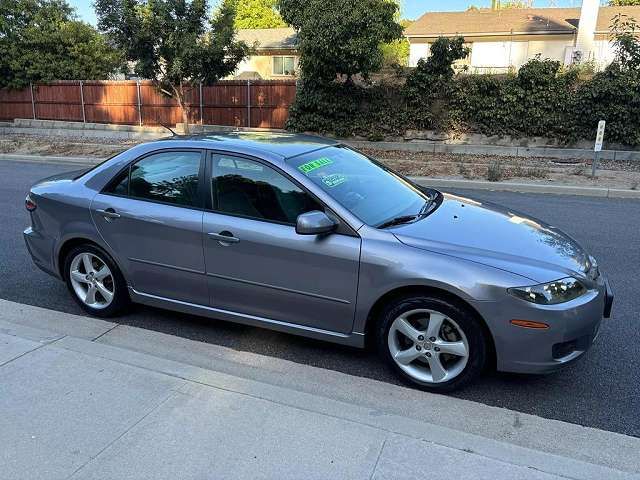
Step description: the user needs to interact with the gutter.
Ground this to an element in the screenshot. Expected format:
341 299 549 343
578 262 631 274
406 29 637 39
406 30 575 38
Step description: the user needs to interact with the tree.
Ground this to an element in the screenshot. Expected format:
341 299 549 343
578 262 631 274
278 0 403 82
610 13 640 70
380 37 410 67
403 36 471 128
234 0 286 29
380 15 412 68
609 0 640 5
95 0 249 131
0 0 123 89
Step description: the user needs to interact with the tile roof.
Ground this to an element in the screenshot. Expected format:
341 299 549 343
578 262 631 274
404 6 640 37
236 27 298 50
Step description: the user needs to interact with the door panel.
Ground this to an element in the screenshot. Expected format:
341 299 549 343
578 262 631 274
204 152 361 334
203 212 360 334
92 194 206 305
90 149 207 305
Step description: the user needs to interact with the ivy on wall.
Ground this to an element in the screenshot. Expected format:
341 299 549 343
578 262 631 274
286 24 640 147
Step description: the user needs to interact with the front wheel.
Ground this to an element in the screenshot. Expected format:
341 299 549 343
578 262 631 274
376 295 488 392
64 244 129 317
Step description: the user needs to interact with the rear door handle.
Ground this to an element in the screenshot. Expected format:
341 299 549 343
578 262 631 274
208 231 240 245
96 208 121 220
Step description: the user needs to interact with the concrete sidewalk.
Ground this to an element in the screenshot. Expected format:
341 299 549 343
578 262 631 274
1 300 638 480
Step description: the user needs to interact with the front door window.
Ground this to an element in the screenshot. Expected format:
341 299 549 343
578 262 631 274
212 154 321 224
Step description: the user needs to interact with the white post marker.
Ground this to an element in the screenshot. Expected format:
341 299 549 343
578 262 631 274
592 120 605 178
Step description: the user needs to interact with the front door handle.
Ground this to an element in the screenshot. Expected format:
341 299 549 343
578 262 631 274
96 208 121 221
208 231 240 245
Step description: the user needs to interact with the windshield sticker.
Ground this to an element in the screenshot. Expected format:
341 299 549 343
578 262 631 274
298 157 333 174
322 173 347 188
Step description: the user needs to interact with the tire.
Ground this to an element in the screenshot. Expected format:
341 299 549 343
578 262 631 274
376 294 488 392
63 243 129 317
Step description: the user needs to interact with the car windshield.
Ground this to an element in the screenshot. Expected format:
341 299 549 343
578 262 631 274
289 146 430 227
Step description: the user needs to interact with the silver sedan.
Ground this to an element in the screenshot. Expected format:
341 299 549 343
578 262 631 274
23 133 613 391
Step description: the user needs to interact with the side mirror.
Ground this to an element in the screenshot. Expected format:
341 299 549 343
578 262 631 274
296 210 337 235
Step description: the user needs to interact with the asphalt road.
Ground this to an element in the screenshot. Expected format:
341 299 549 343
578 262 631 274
2 159 639 437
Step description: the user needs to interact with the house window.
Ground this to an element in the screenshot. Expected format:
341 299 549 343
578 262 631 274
273 56 295 76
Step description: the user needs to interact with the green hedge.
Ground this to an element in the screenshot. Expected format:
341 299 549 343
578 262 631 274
286 54 640 147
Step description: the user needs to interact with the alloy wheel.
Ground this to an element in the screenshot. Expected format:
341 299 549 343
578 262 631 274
387 308 469 384
69 252 115 309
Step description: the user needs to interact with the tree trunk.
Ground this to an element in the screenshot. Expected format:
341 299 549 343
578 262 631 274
173 84 190 134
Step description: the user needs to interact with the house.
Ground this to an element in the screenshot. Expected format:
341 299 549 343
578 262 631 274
404 4 640 72
232 28 299 80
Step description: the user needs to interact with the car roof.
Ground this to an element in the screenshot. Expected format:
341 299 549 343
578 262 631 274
157 132 341 160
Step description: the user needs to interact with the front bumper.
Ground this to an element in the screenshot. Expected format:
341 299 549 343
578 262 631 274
477 274 613 375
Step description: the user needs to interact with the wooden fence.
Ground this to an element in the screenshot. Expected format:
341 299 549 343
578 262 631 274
0 80 297 129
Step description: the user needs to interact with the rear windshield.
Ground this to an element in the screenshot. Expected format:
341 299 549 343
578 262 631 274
288 146 428 226
73 152 124 180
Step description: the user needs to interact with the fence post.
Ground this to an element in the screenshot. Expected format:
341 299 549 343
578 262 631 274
30 82 36 120
136 80 142 126
79 81 86 123
247 79 251 128
199 81 204 125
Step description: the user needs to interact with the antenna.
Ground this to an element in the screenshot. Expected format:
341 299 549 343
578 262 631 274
159 122 178 137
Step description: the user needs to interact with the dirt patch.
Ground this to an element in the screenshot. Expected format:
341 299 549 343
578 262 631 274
360 148 640 191
0 134 139 158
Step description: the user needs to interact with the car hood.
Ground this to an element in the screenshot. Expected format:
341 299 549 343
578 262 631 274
391 193 591 283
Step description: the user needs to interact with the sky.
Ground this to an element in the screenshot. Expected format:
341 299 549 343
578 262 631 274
68 0 588 25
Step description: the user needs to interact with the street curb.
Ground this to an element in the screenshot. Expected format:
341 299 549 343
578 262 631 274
0 153 97 165
2 153 639 199
411 177 640 199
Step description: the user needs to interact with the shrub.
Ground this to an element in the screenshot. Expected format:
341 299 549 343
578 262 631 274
572 66 640 146
452 57 580 141
486 161 504 182
403 37 470 130
286 22 640 147
286 80 410 138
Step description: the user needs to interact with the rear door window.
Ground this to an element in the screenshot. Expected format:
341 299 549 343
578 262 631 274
105 151 202 208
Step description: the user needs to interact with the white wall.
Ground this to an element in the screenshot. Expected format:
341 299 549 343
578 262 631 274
408 37 620 71
470 42 510 68
469 40 576 70
409 43 430 67
528 40 574 63
593 40 617 68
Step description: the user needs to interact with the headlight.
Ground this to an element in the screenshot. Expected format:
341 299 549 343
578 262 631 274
507 277 587 305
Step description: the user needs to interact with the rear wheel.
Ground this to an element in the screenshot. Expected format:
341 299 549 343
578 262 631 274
376 294 488 392
64 244 129 317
